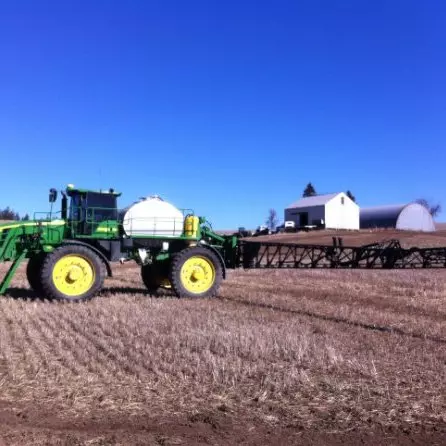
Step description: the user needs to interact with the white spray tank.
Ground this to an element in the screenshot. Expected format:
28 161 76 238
120 195 184 237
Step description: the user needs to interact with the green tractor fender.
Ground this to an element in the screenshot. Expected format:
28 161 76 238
58 240 113 277
197 243 226 279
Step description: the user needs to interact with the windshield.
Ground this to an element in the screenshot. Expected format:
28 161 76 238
69 192 117 222
86 192 117 221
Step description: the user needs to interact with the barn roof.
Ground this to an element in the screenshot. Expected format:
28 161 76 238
286 193 340 209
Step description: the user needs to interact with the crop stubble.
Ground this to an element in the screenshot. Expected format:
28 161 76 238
0 242 445 444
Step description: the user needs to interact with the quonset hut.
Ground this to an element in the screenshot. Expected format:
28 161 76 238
360 203 435 232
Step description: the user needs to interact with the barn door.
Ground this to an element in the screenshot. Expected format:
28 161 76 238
299 213 309 226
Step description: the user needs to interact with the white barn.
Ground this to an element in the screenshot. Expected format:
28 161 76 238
285 192 360 230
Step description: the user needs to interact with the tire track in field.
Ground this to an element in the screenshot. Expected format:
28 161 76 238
227 279 446 323
218 295 446 346
54 308 150 380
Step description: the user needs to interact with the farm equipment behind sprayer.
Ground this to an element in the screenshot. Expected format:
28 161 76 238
0 185 445 302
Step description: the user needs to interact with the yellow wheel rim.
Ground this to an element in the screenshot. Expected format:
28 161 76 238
180 256 215 294
52 255 95 296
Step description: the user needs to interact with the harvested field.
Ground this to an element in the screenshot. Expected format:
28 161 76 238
249 228 446 248
0 237 446 444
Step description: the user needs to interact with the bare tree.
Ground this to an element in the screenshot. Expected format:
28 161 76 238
415 198 442 218
265 209 279 231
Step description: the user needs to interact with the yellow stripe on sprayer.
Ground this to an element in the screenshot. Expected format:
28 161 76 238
95 227 117 233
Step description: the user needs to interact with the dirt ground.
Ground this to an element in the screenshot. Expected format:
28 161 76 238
0 403 445 445
0 231 446 444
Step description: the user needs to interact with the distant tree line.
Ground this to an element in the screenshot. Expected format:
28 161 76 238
302 182 356 203
0 207 29 221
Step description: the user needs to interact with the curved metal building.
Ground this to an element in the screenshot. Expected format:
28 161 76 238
360 203 435 232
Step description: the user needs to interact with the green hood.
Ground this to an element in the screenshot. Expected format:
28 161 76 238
0 219 66 232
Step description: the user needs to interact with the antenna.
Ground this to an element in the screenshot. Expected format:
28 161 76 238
98 166 103 188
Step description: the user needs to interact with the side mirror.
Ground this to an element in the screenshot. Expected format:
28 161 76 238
49 188 58 203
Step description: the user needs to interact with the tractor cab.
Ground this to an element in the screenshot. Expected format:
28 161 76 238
63 185 121 237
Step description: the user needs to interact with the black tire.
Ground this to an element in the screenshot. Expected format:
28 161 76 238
141 260 171 294
26 253 47 295
39 245 105 302
169 246 223 298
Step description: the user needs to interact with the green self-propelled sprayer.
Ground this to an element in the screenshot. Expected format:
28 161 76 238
2 185 446 302
0 185 240 302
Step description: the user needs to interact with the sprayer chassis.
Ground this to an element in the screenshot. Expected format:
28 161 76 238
0 213 239 301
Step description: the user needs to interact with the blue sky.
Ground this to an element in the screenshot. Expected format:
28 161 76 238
0 0 445 228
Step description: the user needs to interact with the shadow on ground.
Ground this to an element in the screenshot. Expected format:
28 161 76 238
1 286 177 301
